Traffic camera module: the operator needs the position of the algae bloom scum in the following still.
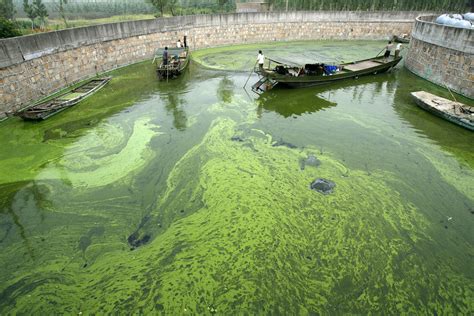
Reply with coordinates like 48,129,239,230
0,41,473,314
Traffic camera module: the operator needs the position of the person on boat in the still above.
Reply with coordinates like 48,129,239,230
163,47,169,66
384,41,393,60
316,64,324,76
257,50,265,70
394,43,402,58
177,39,182,48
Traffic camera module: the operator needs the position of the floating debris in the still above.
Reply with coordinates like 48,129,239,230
127,233,151,249
230,136,244,142
300,154,321,170
310,178,336,195
272,139,297,149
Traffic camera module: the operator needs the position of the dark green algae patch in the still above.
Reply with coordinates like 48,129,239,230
0,41,473,314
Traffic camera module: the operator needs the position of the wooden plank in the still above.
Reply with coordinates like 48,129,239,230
343,60,382,72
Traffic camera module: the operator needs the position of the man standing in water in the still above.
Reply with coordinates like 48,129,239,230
257,50,265,70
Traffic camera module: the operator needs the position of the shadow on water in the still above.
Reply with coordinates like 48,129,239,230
256,88,337,118
256,73,396,118
0,181,52,259
127,62,218,249
217,76,235,104
156,69,192,132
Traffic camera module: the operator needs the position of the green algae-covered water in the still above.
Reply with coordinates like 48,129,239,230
1,41,473,314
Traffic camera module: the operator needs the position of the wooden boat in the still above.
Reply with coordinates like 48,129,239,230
392,35,410,43
411,91,474,131
154,47,190,80
12,77,111,121
253,55,402,91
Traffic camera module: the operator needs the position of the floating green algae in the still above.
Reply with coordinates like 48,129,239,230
192,40,389,72
134,113,471,313
39,117,161,188
0,41,473,314
3,114,472,314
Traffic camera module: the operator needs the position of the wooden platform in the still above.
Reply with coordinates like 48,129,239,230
343,60,385,72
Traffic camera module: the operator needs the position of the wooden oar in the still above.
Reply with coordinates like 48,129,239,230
375,47,386,57
445,84,457,103
243,61,258,88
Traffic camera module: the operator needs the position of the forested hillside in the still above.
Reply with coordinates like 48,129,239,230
267,0,470,11
11,0,471,19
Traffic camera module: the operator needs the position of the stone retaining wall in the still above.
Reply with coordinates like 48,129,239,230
0,11,419,117
405,16,473,99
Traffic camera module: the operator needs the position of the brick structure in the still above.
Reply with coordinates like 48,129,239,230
405,15,473,99
0,11,420,117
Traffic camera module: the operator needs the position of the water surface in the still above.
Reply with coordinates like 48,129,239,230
0,41,473,314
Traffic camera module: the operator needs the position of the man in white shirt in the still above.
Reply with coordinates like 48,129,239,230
257,50,265,70
395,43,402,58
177,39,182,48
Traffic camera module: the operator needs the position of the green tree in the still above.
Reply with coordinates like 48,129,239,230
23,0,37,29
33,0,48,29
218,0,229,7
168,0,177,15
0,0,16,20
0,16,21,38
56,0,68,27
23,0,48,30
147,0,167,16
147,0,179,16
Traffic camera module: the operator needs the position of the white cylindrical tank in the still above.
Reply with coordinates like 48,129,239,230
463,12,474,21
435,14,449,24
453,19,472,29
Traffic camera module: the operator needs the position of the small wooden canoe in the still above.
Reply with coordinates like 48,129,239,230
392,35,410,43
255,55,402,90
12,77,111,121
154,47,190,80
411,91,474,131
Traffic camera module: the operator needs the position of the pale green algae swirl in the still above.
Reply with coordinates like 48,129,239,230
38,117,160,188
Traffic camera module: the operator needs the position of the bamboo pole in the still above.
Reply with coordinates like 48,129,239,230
243,61,258,88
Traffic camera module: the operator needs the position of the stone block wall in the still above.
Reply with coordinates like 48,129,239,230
0,11,419,117
405,16,473,99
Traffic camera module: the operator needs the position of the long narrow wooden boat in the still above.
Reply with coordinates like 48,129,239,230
12,77,111,121
154,47,190,80
254,55,402,91
411,91,474,131
392,35,410,43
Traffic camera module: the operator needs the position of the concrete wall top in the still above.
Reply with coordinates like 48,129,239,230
412,15,473,54
0,11,423,69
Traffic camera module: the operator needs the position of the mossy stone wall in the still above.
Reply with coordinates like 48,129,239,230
405,16,473,99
